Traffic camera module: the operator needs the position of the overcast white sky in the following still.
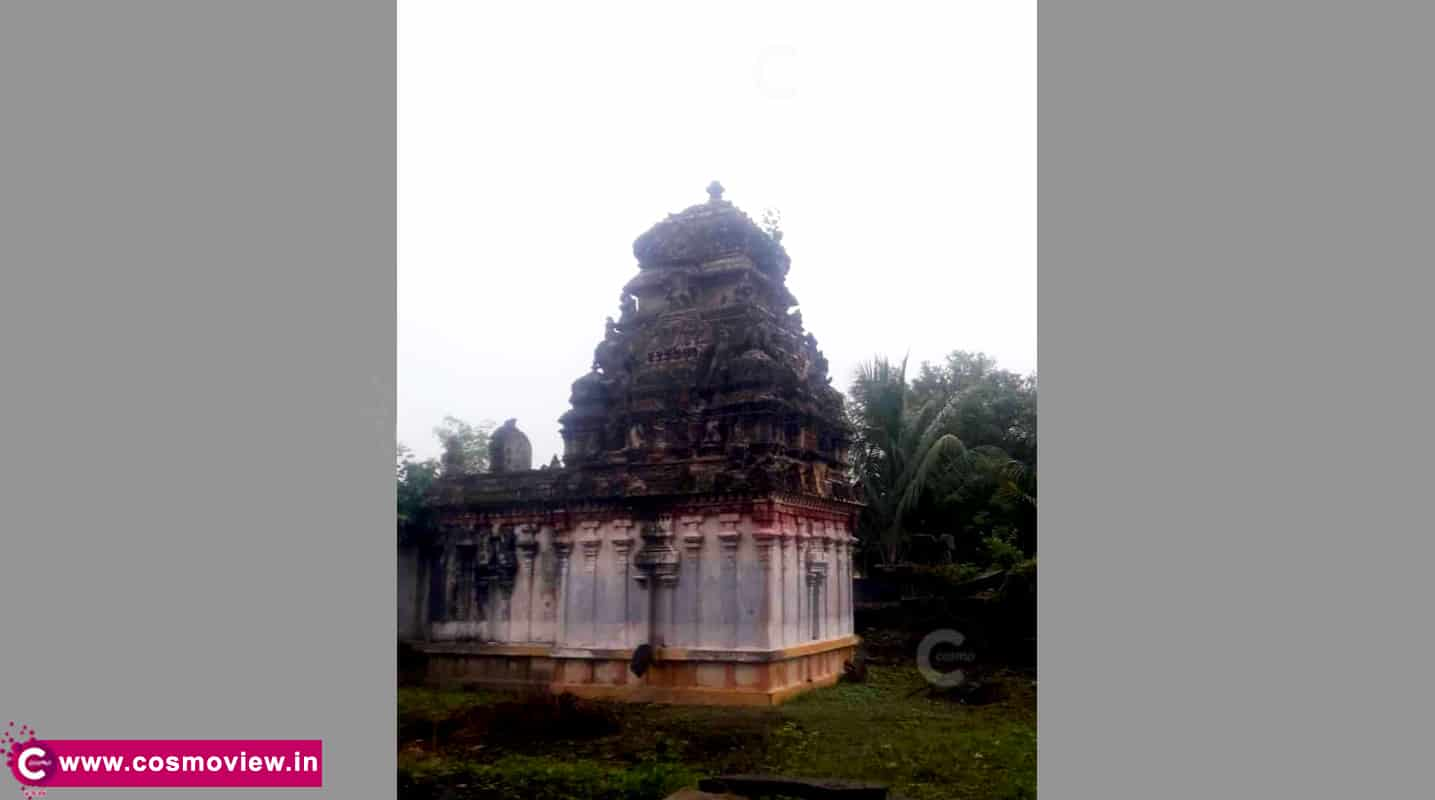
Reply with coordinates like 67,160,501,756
399,2,1035,465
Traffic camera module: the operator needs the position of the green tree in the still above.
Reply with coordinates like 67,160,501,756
911,351,1036,465
911,351,1036,557
850,355,970,564
432,416,495,476
397,416,496,543
848,351,1037,566
397,442,439,545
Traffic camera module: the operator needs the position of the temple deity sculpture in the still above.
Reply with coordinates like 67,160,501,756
703,418,723,445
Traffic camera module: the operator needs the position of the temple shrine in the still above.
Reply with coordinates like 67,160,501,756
399,183,862,705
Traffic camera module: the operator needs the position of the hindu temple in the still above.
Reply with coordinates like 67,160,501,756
398,183,862,705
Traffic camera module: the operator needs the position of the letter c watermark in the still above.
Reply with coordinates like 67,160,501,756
18,745,51,781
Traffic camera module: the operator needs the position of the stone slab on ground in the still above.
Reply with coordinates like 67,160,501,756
664,789,747,800
698,774,888,799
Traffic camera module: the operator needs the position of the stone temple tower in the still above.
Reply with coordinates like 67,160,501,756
403,184,862,705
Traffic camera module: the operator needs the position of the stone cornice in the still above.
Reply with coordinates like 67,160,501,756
433,489,862,522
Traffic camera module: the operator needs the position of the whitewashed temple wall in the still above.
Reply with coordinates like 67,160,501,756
415,508,857,654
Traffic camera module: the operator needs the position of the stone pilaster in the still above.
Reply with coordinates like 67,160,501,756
803,519,829,641
819,520,837,640
474,523,497,641
658,517,680,647
753,522,780,650
496,523,517,643
440,542,459,625
793,519,810,642
843,524,859,636
779,514,798,648
830,522,847,638
552,528,574,647
717,512,741,649
634,516,680,646
576,520,602,646
513,523,539,642
610,520,635,648
677,515,704,646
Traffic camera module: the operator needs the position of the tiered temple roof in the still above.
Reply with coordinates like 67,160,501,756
432,182,855,508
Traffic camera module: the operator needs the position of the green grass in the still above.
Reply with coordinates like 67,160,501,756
769,667,1036,800
399,686,510,721
398,665,1036,800
399,752,699,800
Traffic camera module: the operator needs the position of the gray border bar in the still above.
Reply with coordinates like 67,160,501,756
1043,2,1434,797
1,2,395,797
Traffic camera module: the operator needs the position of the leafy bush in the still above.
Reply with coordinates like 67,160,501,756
909,562,988,586
981,531,1025,571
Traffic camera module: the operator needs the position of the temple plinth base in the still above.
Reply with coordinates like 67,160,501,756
409,635,860,706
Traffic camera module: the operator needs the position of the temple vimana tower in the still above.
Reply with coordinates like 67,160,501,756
399,183,862,705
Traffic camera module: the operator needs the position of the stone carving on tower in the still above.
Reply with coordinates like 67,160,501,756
555,181,854,502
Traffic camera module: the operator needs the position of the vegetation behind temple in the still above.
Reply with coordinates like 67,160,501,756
844,350,1036,667
397,416,493,545
847,350,1036,572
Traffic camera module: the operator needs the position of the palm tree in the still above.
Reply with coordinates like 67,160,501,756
850,355,960,564
849,355,1029,565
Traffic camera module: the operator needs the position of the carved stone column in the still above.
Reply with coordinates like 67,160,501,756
828,521,845,638
553,528,574,647
843,523,860,636
635,516,680,647
793,518,810,643
819,520,837,640
717,512,741,649
779,514,798,648
438,538,458,627
753,522,779,650
751,497,780,650
492,523,519,643
441,521,475,627
804,520,829,641
514,523,539,642
472,522,495,640
610,520,635,648
677,514,704,646
577,520,602,647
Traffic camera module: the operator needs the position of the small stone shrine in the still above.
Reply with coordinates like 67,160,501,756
399,183,862,705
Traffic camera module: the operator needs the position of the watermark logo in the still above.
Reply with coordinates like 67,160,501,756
3,723,321,795
4,723,50,799
13,745,53,793
916,629,978,688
